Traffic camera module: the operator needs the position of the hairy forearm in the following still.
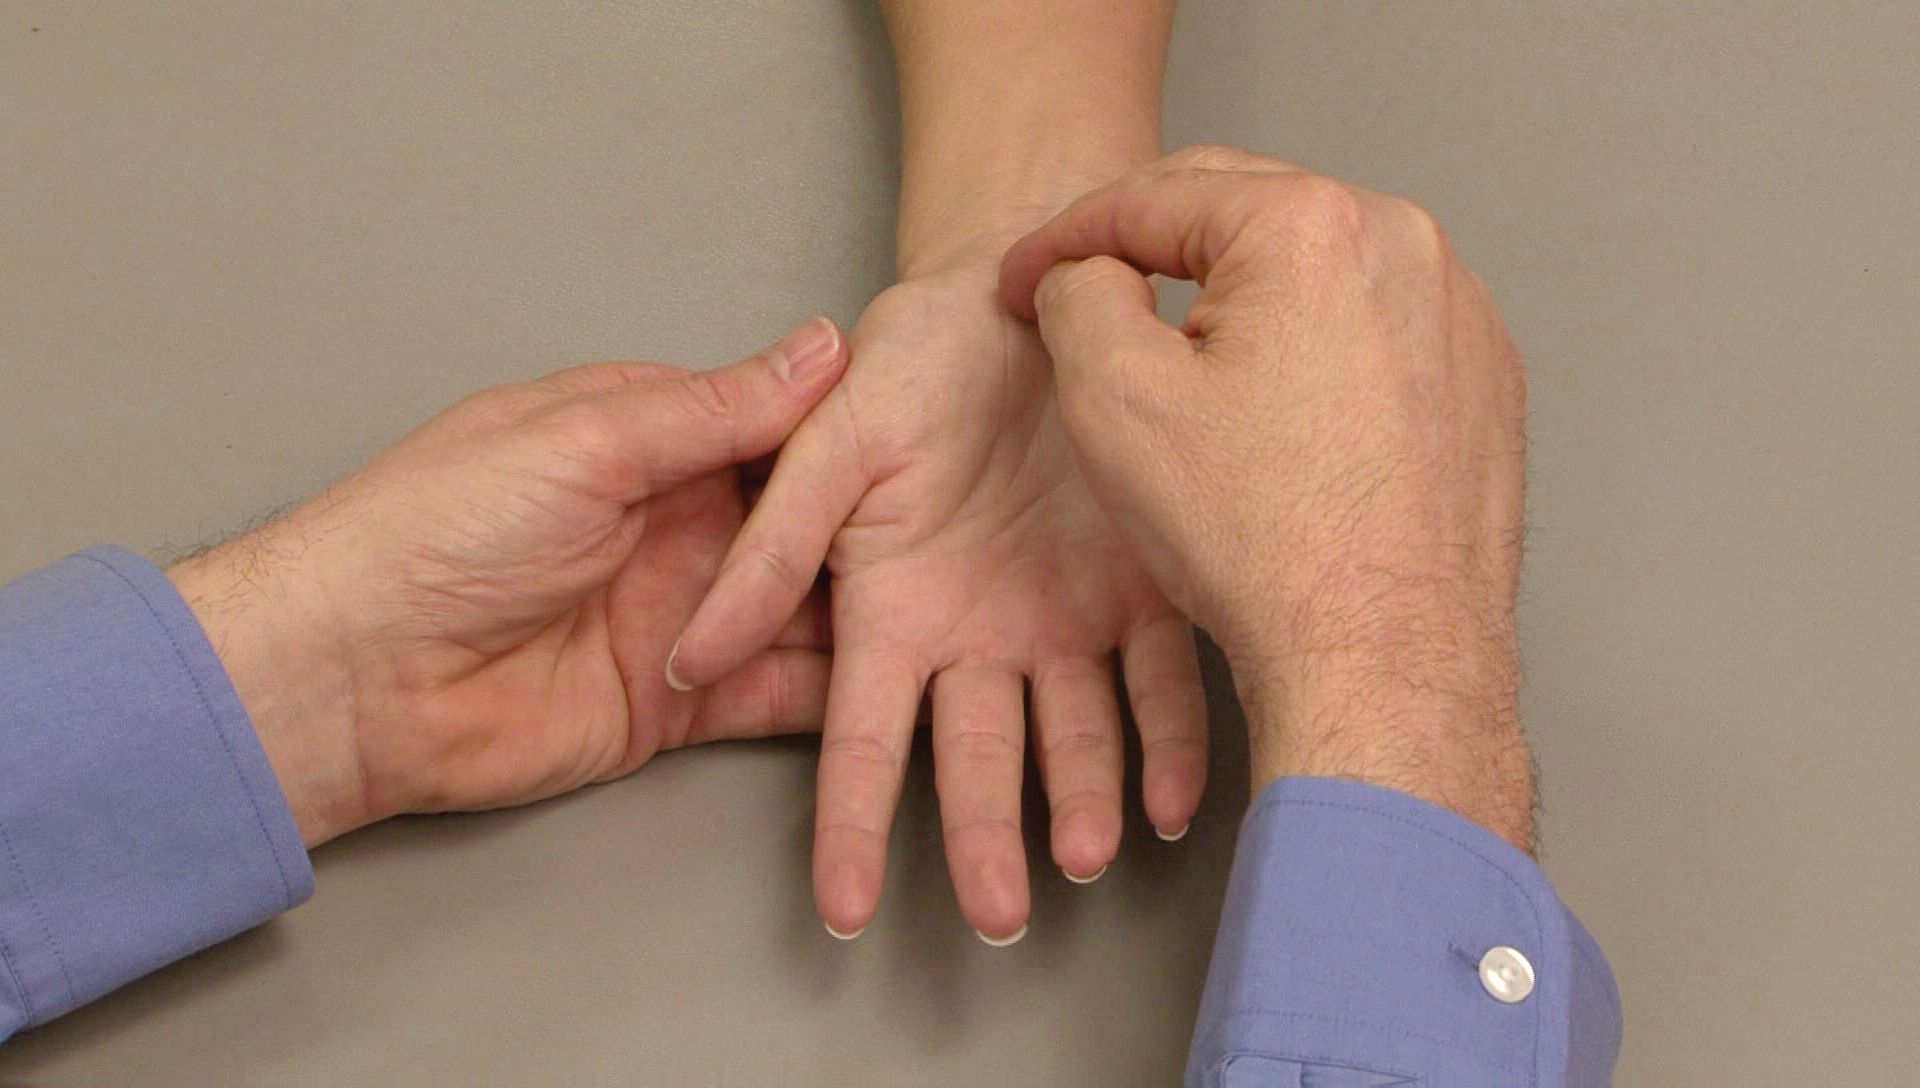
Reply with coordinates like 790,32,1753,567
1234,626,1537,855
880,0,1174,276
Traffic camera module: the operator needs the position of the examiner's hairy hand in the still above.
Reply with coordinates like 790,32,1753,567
168,320,849,847
1001,146,1535,849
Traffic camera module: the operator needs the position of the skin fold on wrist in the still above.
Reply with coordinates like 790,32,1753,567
896,154,1152,280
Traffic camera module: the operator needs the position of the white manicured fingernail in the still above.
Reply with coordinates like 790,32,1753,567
664,638,693,692
825,920,865,941
976,924,1028,948
1156,823,1190,842
1064,864,1107,885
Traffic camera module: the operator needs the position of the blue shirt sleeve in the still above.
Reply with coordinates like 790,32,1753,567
0,547,314,1042
1187,777,1621,1088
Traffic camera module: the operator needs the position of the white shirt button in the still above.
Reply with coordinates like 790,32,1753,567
1478,946,1536,1003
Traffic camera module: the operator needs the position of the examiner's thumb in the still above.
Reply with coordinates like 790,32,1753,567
1032,258,1192,426
602,317,848,497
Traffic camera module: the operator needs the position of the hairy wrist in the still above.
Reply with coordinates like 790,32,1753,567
1230,619,1535,853
168,522,373,848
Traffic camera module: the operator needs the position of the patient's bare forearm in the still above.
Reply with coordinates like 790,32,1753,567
879,0,1174,275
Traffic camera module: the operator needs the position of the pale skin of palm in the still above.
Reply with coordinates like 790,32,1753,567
665,0,1204,943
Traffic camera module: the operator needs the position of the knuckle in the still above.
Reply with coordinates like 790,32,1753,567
538,360,683,393
821,732,906,775
1387,195,1452,266
1141,732,1207,758
678,369,752,422
1167,142,1255,173
942,813,1022,841
448,385,546,434
1036,255,1131,311
745,541,808,594
1043,726,1115,760
939,726,1021,767
1047,785,1117,819
1235,174,1379,273
531,401,637,489
1277,174,1368,241
762,655,792,724
815,818,885,845
621,361,687,383
542,398,622,452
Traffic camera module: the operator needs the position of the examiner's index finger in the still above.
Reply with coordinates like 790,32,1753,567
997,166,1278,321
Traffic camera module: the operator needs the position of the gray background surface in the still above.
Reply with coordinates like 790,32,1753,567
2,2,1915,1083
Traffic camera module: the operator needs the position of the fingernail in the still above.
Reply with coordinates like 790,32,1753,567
976,923,1028,948
1156,823,1190,842
774,318,839,382
664,637,693,692
1064,864,1108,885
825,920,866,941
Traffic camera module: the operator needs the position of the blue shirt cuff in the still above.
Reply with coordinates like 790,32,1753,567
0,547,314,1038
1187,777,1621,1087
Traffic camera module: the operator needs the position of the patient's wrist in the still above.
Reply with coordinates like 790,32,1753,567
897,148,1149,279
